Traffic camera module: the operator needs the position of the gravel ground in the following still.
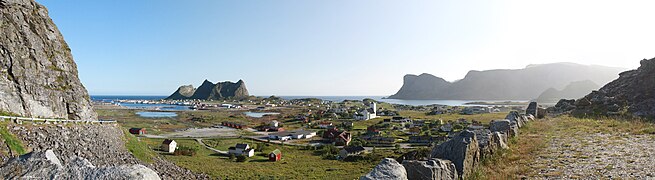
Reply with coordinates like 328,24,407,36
531,131,655,179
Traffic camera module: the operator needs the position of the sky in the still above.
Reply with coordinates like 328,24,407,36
37,0,655,96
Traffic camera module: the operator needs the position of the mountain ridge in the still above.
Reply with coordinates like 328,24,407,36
388,63,625,100
166,79,249,100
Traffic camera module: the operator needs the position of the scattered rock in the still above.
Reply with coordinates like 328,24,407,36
403,159,458,180
0,150,160,180
430,130,480,179
360,158,408,180
574,58,655,119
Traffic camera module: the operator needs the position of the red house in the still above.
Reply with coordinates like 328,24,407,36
129,128,146,135
269,149,282,162
222,122,247,129
323,128,352,146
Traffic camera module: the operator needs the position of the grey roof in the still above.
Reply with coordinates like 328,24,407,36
235,143,248,149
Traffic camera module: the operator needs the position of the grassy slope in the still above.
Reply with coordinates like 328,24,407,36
123,129,157,163
473,116,655,179
0,122,26,155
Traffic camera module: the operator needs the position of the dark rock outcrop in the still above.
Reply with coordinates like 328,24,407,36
360,158,408,180
547,99,576,115
489,119,511,135
0,150,160,180
166,79,249,100
430,130,480,179
403,159,458,180
574,58,655,119
0,0,96,120
389,63,623,100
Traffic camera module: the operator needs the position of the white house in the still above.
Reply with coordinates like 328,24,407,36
353,102,378,121
161,139,177,153
268,132,292,141
270,120,279,127
228,143,255,157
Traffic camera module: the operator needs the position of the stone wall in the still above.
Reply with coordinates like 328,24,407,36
361,110,535,180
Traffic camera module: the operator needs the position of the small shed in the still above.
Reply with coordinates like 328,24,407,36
129,128,146,135
269,149,282,161
161,139,177,153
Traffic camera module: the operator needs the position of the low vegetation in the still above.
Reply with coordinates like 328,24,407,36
122,130,156,163
0,122,26,155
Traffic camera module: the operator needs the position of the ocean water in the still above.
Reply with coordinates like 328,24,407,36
136,111,178,118
91,95,520,106
92,95,167,101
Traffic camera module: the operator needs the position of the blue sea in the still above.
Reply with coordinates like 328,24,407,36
91,95,520,106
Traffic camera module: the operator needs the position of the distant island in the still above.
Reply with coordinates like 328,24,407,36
388,63,625,100
166,79,249,100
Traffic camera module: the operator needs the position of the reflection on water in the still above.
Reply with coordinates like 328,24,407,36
136,111,178,118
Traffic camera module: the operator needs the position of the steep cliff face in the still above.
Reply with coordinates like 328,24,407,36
167,79,249,100
574,58,655,119
388,73,451,100
0,0,96,120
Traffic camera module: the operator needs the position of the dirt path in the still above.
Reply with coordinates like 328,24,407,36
528,117,655,179
196,139,228,155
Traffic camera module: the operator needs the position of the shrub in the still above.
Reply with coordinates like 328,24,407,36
236,155,247,162
174,146,198,156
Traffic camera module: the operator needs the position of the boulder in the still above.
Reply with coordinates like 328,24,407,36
430,130,480,179
526,102,538,118
0,150,161,180
509,122,519,137
489,132,509,151
403,159,458,180
360,158,408,180
489,119,511,134
473,129,493,159
505,111,524,128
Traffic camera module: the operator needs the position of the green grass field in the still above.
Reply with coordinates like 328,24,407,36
139,138,380,179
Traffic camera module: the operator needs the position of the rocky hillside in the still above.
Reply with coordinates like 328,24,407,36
166,79,249,100
536,80,600,103
0,0,96,120
573,58,655,119
388,63,624,100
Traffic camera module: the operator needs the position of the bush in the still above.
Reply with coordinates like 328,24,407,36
174,146,198,156
236,155,247,162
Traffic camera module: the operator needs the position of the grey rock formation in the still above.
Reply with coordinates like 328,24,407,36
166,79,249,100
430,130,480,179
525,103,538,119
6,123,210,179
536,80,600,103
360,158,408,180
574,58,655,119
9,123,138,166
505,111,525,128
547,99,576,115
509,123,519,137
490,132,509,151
403,159,458,180
389,63,623,100
0,0,96,120
489,119,511,135
165,85,195,100
0,150,161,180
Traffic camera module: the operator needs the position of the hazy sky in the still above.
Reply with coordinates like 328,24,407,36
38,0,653,96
